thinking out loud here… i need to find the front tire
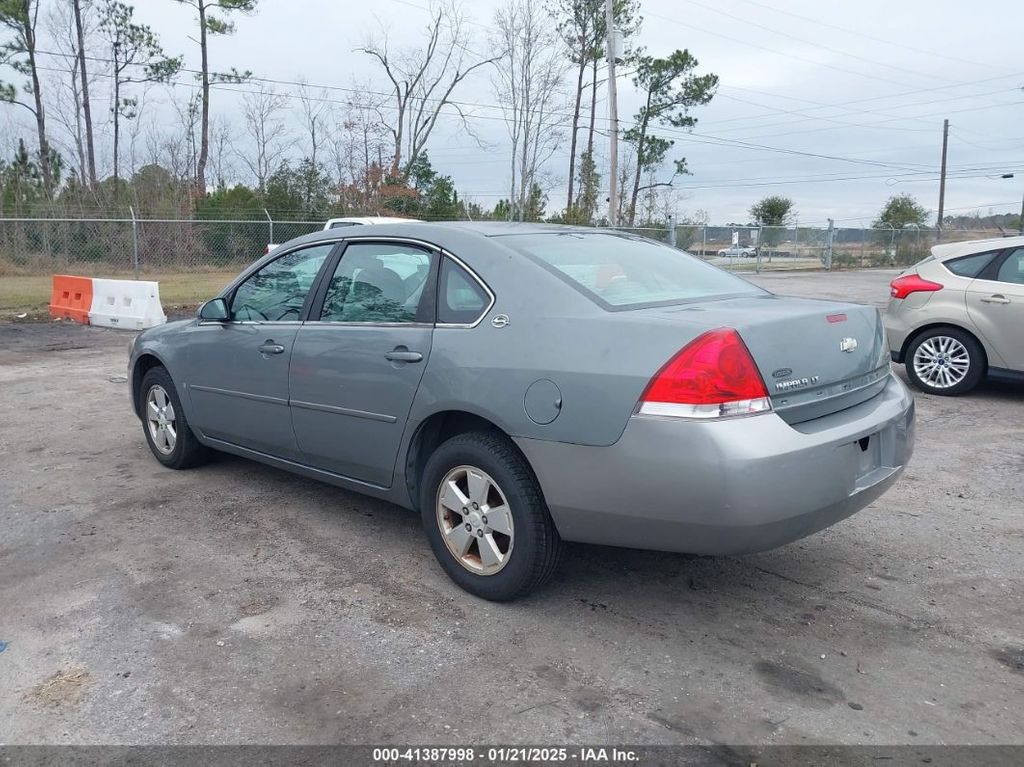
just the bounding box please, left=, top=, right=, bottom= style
left=905, top=327, right=984, bottom=396
left=140, top=366, right=210, bottom=469
left=420, top=431, right=563, bottom=601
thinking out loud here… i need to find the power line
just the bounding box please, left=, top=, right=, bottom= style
left=359, top=0, right=1024, bottom=141
left=676, top=0, right=954, bottom=85
left=32, top=48, right=954, bottom=175
left=703, top=85, right=1020, bottom=137
left=724, top=94, right=1024, bottom=143
left=643, top=9, right=929, bottom=91
left=728, top=0, right=1016, bottom=73
left=25, top=47, right=1022, bottom=189
left=33, top=43, right=1022, bottom=162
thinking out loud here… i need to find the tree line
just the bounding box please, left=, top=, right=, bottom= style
left=0, top=0, right=722, bottom=227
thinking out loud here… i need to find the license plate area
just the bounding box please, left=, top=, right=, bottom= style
left=854, top=432, right=882, bottom=481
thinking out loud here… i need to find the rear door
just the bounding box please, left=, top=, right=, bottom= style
left=966, top=247, right=1024, bottom=370
left=289, top=240, right=438, bottom=486
left=186, top=242, right=337, bottom=458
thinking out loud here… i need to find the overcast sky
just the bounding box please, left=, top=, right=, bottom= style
left=126, top=0, right=1024, bottom=225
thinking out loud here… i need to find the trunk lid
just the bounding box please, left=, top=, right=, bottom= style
left=647, top=294, right=890, bottom=424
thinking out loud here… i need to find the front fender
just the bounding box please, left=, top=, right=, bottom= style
left=128, top=319, right=195, bottom=419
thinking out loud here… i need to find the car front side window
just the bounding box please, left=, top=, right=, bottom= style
left=230, top=244, right=335, bottom=322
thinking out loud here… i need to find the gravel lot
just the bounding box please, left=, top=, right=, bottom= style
left=1, top=269, right=1022, bottom=746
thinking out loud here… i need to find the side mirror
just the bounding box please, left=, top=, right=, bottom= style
left=199, top=298, right=229, bottom=321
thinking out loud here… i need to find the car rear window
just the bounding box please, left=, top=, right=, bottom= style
left=498, top=231, right=762, bottom=309
left=944, top=251, right=998, bottom=278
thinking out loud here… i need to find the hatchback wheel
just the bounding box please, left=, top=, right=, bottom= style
left=420, top=431, right=563, bottom=601
left=905, top=327, right=984, bottom=396
left=140, top=367, right=210, bottom=469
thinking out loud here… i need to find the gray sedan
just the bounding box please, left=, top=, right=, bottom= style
left=129, top=223, right=915, bottom=600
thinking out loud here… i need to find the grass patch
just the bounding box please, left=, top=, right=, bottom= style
left=0, top=270, right=237, bottom=321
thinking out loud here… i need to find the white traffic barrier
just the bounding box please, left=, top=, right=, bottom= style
left=88, top=278, right=167, bottom=330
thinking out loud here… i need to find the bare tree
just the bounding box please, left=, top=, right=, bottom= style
left=298, top=82, right=331, bottom=170
left=125, top=87, right=152, bottom=178
left=207, top=115, right=234, bottom=189
left=236, top=83, right=288, bottom=191
left=359, top=0, right=497, bottom=178
left=172, top=0, right=256, bottom=193
left=44, top=1, right=90, bottom=182
left=491, top=0, right=566, bottom=221
left=166, top=89, right=201, bottom=183
left=330, top=85, right=389, bottom=211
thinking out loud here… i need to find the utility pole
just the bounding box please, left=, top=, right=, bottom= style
left=937, top=118, right=949, bottom=238
left=605, top=0, right=619, bottom=226
left=1019, top=191, right=1024, bottom=236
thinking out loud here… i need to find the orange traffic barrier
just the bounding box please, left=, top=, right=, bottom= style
left=49, top=275, right=94, bottom=324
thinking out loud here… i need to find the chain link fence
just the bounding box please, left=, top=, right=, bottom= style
left=613, top=223, right=1013, bottom=272
left=0, top=217, right=324, bottom=277
left=0, top=215, right=1014, bottom=276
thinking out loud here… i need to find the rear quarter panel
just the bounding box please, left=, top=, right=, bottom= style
left=408, top=234, right=714, bottom=447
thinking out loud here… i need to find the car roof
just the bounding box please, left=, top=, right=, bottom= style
left=283, top=221, right=625, bottom=247
left=931, top=235, right=1024, bottom=261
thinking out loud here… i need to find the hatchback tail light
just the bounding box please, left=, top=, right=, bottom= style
left=638, top=328, right=771, bottom=419
left=890, top=274, right=943, bottom=299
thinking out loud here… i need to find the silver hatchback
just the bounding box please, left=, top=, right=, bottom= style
left=885, top=236, right=1024, bottom=395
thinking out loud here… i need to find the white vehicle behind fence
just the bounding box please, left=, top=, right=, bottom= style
left=266, top=216, right=422, bottom=253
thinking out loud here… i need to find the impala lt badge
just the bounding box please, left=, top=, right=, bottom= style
left=840, top=337, right=858, bottom=353
left=775, top=375, right=820, bottom=392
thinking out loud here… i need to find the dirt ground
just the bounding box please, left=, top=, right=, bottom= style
left=0, top=269, right=1022, bottom=746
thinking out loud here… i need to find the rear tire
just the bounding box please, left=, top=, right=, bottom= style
left=905, top=327, right=984, bottom=396
left=420, top=431, right=563, bottom=601
left=140, top=366, right=210, bottom=469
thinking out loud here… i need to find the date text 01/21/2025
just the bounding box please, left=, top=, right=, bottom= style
left=372, top=747, right=640, bottom=762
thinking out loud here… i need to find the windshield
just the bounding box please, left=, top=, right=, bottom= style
left=498, top=231, right=763, bottom=309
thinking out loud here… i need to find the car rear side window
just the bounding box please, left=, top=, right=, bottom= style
left=320, top=242, right=433, bottom=323
left=437, top=257, right=492, bottom=325
left=944, top=251, right=998, bottom=278
left=995, top=248, right=1024, bottom=285
left=499, top=231, right=762, bottom=309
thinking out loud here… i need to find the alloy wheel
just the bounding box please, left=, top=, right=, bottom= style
left=146, top=384, right=178, bottom=455
left=913, top=335, right=970, bottom=389
left=436, top=465, right=514, bottom=575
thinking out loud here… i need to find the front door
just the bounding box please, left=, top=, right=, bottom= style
left=186, top=243, right=336, bottom=458
left=289, top=241, right=436, bottom=486
left=966, top=247, right=1024, bottom=370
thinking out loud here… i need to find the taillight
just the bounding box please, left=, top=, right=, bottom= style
left=638, top=328, right=771, bottom=419
left=890, top=274, right=943, bottom=299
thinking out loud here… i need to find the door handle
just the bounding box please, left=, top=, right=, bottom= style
left=980, top=294, right=1010, bottom=304
left=258, top=341, right=286, bottom=355
left=385, top=349, right=423, bottom=363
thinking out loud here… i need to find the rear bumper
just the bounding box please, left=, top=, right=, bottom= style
left=883, top=298, right=915, bottom=363
left=515, top=373, right=915, bottom=555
